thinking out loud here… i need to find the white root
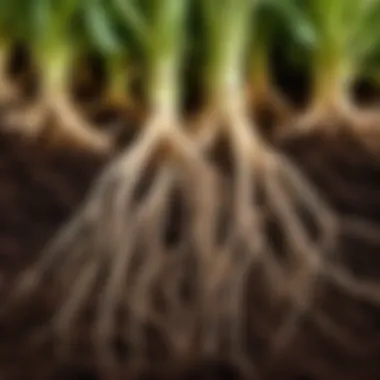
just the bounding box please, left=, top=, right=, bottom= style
left=52, top=94, right=114, bottom=152
left=94, top=167, right=173, bottom=367
left=191, top=88, right=339, bottom=362
left=126, top=173, right=172, bottom=361
left=265, top=169, right=324, bottom=350
left=88, top=116, right=217, bottom=365
left=291, top=99, right=357, bottom=137
left=4, top=92, right=113, bottom=153
left=49, top=192, right=124, bottom=356
left=52, top=259, right=101, bottom=357
left=219, top=116, right=263, bottom=367
left=125, top=169, right=216, bottom=359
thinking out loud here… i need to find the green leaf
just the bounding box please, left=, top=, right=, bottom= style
left=111, top=0, right=148, bottom=46
left=84, top=0, right=123, bottom=55
left=31, top=0, right=51, bottom=42
left=350, top=0, right=380, bottom=61
left=264, top=0, right=317, bottom=48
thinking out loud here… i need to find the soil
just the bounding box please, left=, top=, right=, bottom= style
left=1, top=120, right=380, bottom=380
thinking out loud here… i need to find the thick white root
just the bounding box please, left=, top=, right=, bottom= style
left=4, top=94, right=114, bottom=153
left=290, top=101, right=357, bottom=137
left=51, top=95, right=114, bottom=153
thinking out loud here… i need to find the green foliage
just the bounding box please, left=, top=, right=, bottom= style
left=19, top=0, right=79, bottom=47
left=1, top=0, right=380, bottom=98
left=82, top=0, right=124, bottom=55
left=197, top=0, right=254, bottom=66
left=290, top=0, right=380, bottom=73
left=252, top=0, right=316, bottom=49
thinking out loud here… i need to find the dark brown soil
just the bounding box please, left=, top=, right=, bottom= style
left=0, top=131, right=107, bottom=278
left=1, top=124, right=380, bottom=379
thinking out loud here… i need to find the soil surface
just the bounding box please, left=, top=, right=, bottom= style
left=1, top=125, right=380, bottom=379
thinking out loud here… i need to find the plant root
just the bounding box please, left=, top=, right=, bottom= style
left=1, top=112, right=223, bottom=370
left=1, top=96, right=343, bottom=373
left=4, top=93, right=114, bottom=154
left=288, top=216, right=380, bottom=363
left=289, top=102, right=373, bottom=138
left=193, top=93, right=339, bottom=363
left=0, top=77, right=20, bottom=107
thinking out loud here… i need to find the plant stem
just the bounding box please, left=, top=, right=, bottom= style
left=250, top=39, right=271, bottom=100
left=310, top=49, right=353, bottom=113
left=37, top=43, right=74, bottom=98
left=148, top=54, right=179, bottom=116
left=205, top=2, right=252, bottom=107
left=146, top=1, right=187, bottom=117
left=106, top=56, right=131, bottom=107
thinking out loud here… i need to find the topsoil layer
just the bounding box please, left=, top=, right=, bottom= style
left=1, top=127, right=380, bottom=380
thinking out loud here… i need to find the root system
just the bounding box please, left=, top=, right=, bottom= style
left=2, top=1, right=380, bottom=379
left=0, top=85, right=344, bottom=380
left=2, top=106, right=380, bottom=379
